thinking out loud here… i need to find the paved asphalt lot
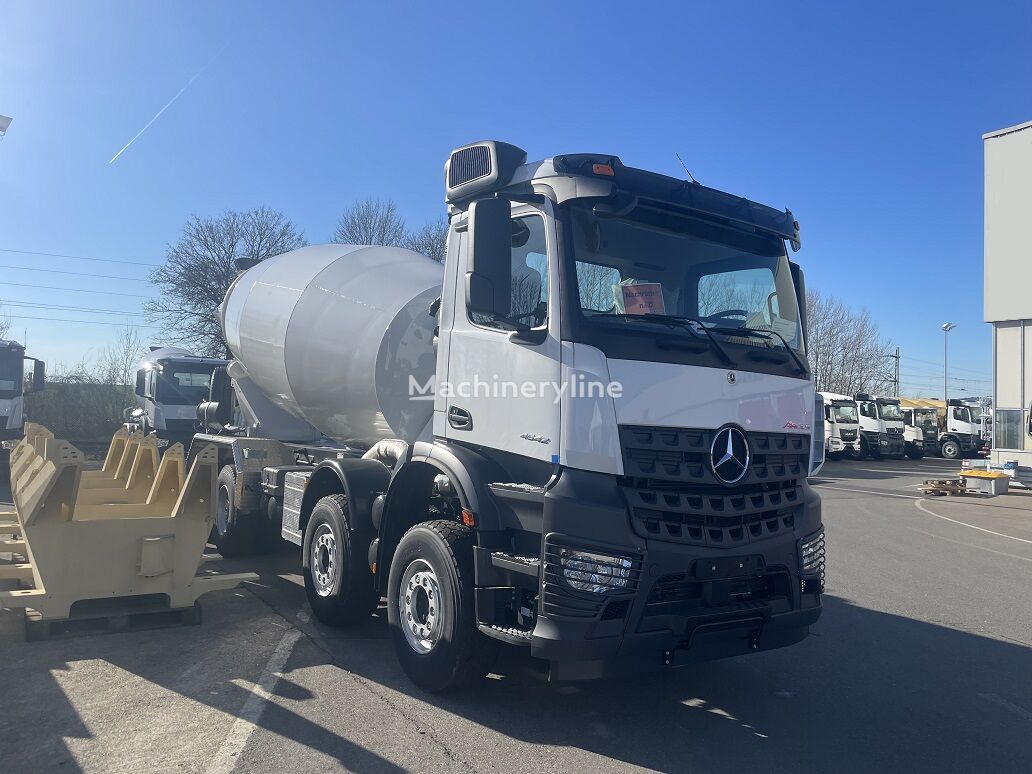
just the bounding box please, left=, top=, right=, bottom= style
left=2, top=455, right=1031, bottom=773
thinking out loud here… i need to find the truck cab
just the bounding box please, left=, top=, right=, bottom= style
left=939, top=399, right=983, bottom=459
left=855, top=393, right=905, bottom=459
left=0, top=340, right=45, bottom=454
left=129, top=347, right=228, bottom=448
left=902, top=406, right=939, bottom=459
left=818, top=392, right=861, bottom=459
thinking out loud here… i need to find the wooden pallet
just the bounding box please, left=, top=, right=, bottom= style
left=23, top=596, right=202, bottom=642
left=921, top=478, right=968, bottom=497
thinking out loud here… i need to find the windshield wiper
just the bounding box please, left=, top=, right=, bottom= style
left=611, top=313, right=736, bottom=366
left=709, top=325, right=808, bottom=375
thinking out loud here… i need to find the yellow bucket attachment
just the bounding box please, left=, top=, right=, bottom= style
left=3, top=427, right=256, bottom=623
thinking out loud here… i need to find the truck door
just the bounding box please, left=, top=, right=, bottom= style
left=439, top=202, right=562, bottom=464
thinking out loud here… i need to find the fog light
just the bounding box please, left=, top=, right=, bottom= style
left=559, top=549, right=632, bottom=594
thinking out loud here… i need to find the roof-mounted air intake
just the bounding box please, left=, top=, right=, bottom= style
left=445, top=140, right=527, bottom=205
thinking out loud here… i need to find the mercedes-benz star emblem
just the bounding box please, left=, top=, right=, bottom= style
left=710, top=426, right=750, bottom=485
left=727, top=371, right=737, bottom=384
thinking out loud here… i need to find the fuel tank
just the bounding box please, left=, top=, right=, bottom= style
left=220, top=244, right=443, bottom=447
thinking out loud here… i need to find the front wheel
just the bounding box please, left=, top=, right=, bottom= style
left=303, top=494, right=380, bottom=626
left=387, top=520, right=498, bottom=693
left=827, top=451, right=843, bottom=461
left=940, top=439, right=961, bottom=459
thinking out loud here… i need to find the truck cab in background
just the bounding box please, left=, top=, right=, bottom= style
left=938, top=399, right=983, bottom=459
left=818, top=392, right=861, bottom=459
left=127, top=346, right=228, bottom=449
left=0, top=340, right=45, bottom=461
left=855, top=393, right=905, bottom=459
left=901, top=406, right=938, bottom=459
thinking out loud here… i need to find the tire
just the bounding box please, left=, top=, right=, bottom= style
left=859, top=437, right=877, bottom=460
left=905, top=443, right=924, bottom=460
left=940, top=439, right=961, bottom=459
left=211, top=465, right=254, bottom=557
left=387, top=520, right=498, bottom=693
left=303, top=494, right=380, bottom=627
left=827, top=451, right=842, bottom=461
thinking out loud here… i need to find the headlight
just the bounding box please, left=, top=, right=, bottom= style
left=799, top=530, right=826, bottom=592
left=559, top=549, right=633, bottom=594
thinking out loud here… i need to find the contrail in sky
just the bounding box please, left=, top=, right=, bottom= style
left=108, top=52, right=220, bottom=164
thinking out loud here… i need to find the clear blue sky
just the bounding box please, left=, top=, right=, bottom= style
left=1, top=1, right=1028, bottom=396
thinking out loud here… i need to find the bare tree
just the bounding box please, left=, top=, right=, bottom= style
left=333, top=198, right=407, bottom=246
left=146, top=207, right=306, bottom=357
left=0, top=305, right=10, bottom=339
left=806, top=289, right=894, bottom=395
left=96, top=325, right=144, bottom=387
left=403, top=217, right=448, bottom=263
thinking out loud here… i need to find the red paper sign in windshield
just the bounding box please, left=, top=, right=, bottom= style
left=621, top=283, right=666, bottom=315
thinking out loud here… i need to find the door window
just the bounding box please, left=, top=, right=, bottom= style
left=470, top=215, right=548, bottom=332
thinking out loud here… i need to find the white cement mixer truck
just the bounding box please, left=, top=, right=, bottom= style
left=0, top=339, right=45, bottom=464
left=192, top=141, right=825, bottom=691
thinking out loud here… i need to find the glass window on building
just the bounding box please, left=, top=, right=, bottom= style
left=994, top=409, right=1022, bottom=450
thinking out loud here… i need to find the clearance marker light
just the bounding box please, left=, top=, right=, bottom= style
left=592, top=163, right=615, bottom=176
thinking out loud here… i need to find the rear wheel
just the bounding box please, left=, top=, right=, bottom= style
left=303, top=494, right=380, bottom=626
left=940, top=438, right=961, bottom=459
left=211, top=465, right=254, bottom=557
left=387, top=520, right=498, bottom=693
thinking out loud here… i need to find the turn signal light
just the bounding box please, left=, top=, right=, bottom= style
left=461, top=508, right=477, bottom=527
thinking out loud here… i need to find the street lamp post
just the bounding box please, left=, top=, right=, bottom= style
left=942, top=322, right=957, bottom=401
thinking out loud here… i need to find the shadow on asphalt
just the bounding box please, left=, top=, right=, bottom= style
left=11, top=587, right=1030, bottom=773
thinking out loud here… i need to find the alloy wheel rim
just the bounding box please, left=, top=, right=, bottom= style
left=399, top=559, right=442, bottom=654
left=312, top=524, right=338, bottom=597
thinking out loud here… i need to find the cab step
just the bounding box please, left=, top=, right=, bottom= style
left=478, top=622, right=533, bottom=646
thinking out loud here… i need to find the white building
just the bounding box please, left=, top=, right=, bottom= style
left=984, top=120, right=1032, bottom=470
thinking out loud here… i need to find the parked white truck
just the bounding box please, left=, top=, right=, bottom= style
left=818, top=392, right=861, bottom=459
left=0, top=339, right=45, bottom=462
left=855, top=393, right=905, bottom=459
left=191, top=141, right=825, bottom=691
left=125, top=347, right=228, bottom=448
left=898, top=398, right=984, bottom=459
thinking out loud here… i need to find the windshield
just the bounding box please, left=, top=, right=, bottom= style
left=831, top=403, right=858, bottom=423
left=0, top=352, right=23, bottom=398
left=915, top=409, right=938, bottom=426
left=878, top=402, right=902, bottom=421
left=154, top=361, right=216, bottom=405
left=569, top=203, right=805, bottom=355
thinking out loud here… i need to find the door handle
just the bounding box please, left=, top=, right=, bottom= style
left=448, top=406, right=473, bottom=431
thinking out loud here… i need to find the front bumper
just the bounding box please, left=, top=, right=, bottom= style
left=530, top=469, right=823, bottom=680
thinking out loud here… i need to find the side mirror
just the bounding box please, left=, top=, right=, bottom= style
left=1027, top=403, right=1031, bottom=437
left=465, top=197, right=512, bottom=318
left=23, top=358, right=45, bottom=394
left=790, top=262, right=807, bottom=348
